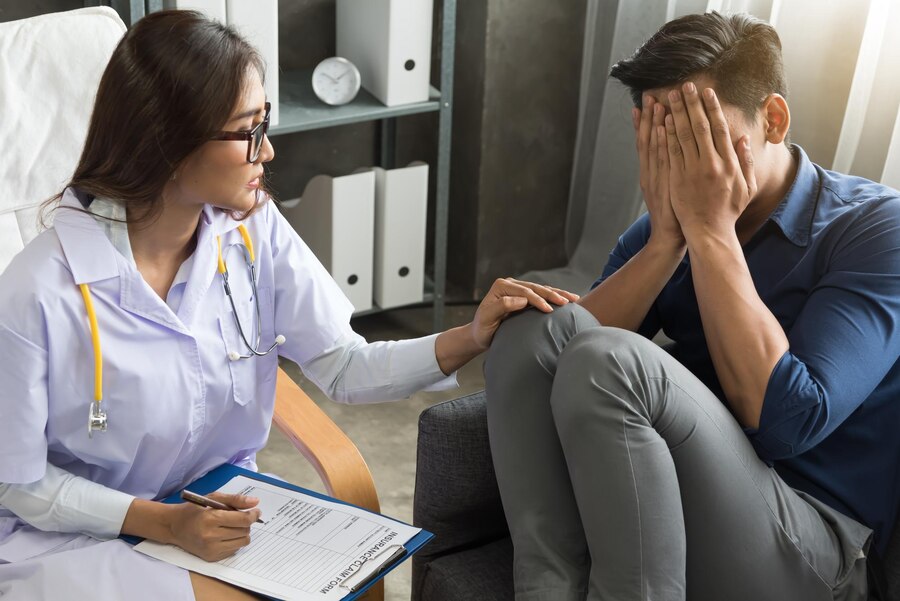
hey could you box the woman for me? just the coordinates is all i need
[0,10,577,600]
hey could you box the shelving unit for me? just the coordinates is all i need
[94,0,456,333]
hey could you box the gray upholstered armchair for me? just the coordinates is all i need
[412,391,900,601]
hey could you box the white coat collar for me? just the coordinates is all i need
[53,188,121,285]
[53,188,246,284]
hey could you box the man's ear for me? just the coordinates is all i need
[761,94,790,144]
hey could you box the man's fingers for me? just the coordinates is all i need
[665,114,684,173]
[657,124,669,184]
[668,89,699,162]
[737,135,757,198]
[632,106,640,131]
[702,87,734,160]
[637,95,654,180]
[648,105,659,185]
[682,82,717,160]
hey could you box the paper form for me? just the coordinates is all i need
[134,475,421,601]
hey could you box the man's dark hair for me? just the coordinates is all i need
[609,11,787,122]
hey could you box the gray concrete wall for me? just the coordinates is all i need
[1,0,583,300]
[448,0,584,297]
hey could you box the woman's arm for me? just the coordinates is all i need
[0,462,260,563]
[0,463,134,539]
[299,278,578,405]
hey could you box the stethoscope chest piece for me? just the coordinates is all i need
[88,401,107,438]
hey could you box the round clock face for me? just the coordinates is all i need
[311,57,361,106]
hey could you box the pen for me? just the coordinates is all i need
[180,489,264,524]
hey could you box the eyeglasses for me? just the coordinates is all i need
[212,101,271,163]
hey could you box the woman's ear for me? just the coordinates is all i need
[762,94,790,144]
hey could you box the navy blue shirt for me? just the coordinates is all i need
[593,146,900,554]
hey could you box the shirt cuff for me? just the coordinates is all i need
[60,475,135,539]
[391,333,459,393]
[0,463,135,540]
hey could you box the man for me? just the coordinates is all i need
[485,11,900,601]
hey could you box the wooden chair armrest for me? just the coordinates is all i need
[272,367,380,514]
[273,368,384,601]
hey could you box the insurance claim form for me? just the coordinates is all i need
[134,475,421,601]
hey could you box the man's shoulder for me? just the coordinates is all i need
[818,166,900,211]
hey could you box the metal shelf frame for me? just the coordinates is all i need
[94,0,456,333]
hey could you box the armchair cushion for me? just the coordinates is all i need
[415,536,513,601]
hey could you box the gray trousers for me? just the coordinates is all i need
[484,304,871,601]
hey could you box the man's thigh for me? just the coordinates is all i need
[553,327,868,600]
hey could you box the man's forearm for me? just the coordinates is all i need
[687,228,788,428]
[578,236,686,331]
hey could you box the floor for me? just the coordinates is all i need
[256,304,486,601]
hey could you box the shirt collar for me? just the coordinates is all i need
[53,188,121,285]
[765,145,820,247]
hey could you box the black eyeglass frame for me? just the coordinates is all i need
[212,102,271,163]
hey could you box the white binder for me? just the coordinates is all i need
[366,162,428,310]
[163,0,226,22]
[226,0,280,126]
[336,0,433,107]
[281,172,376,313]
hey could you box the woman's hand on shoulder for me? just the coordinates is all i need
[471,278,580,350]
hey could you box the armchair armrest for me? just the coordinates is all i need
[272,367,379,514]
[413,391,508,558]
[272,368,384,601]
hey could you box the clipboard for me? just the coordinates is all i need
[121,463,434,601]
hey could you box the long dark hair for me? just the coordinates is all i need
[44,9,268,225]
[609,11,787,123]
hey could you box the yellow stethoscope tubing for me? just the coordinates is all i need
[217,224,254,274]
[80,223,282,436]
[79,283,102,403]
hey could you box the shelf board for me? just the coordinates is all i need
[351,276,436,319]
[351,293,436,319]
[269,70,442,136]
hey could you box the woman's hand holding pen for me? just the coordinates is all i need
[166,492,262,562]
[435,278,579,375]
[122,492,261,563]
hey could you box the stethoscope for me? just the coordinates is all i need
[80,224,285,437]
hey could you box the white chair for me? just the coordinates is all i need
[0,8,383,599]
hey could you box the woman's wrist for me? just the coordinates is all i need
[120,497,178,544]
[435,323,484,375]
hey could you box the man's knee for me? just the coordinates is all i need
[550,326,668,420]
[486,303,599,372]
